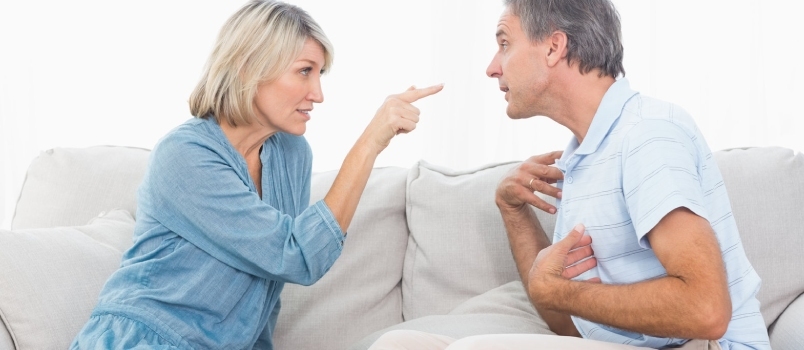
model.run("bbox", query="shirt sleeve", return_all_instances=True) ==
[141,133,344,285]
[621,119,709,249]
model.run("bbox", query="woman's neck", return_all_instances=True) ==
[219,120,275,161]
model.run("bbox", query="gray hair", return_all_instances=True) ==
[504,0,624,78]
[189,0,334,126]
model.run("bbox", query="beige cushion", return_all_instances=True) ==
[0,209,135,350]
[714,146,804,327]
[349,281,551,350]
[769,293,804,350]
[402,161,557,321]
[0,324,12,350]
[275,167,410,350]
[12,146,150,230]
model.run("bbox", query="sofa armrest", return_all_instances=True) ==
[770,292,804,350]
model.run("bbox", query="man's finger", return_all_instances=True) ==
[556,224,585,252]
[563,257,597,279]
[398,83,444,103]
[570,234,592,250]
[530,150,563,165]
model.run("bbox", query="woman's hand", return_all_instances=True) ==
[326,83,442,232]
[360,84,444,155]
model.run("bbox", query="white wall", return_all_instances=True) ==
[1,0,802,229]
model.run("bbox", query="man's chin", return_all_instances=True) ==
[505,106,529,120]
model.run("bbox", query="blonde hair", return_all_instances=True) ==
[189,0,334,126]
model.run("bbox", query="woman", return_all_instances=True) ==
[70,1,442,349]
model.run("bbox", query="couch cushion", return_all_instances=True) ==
[714,147,804,327]
[11,146,150,230]
[402,161,557,321]
[275,167,410,350]
[0,209,135,350]
[348,281,551,350]
[769,293,804,350]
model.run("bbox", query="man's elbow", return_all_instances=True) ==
[697,301,732,340]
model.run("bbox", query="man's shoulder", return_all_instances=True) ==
[621,95,693,124]
[617,95,702,145]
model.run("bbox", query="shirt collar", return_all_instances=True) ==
[573,78,638,156]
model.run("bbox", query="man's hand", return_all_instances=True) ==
[528,224,600,304]
[495,151,564,214]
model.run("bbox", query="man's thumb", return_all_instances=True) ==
[558,224,585,251]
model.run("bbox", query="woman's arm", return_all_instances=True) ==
[324,84,443,232]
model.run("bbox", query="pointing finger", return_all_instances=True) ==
[398,83,444,103]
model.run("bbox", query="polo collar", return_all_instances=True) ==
[573,78,638,156]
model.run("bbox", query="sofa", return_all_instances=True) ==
[1,145,802,350]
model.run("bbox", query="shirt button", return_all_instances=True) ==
[567,176,574,184]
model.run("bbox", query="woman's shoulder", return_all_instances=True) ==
[150,118,231,165]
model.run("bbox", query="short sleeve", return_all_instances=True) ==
[621,119,709,248]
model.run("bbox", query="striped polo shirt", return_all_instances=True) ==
[552,78,770,349]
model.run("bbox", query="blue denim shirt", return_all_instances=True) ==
[89,117,345,349]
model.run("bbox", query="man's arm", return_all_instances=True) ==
[495,151,598,337]
[528,207,732,340]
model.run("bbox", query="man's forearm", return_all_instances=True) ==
[533,275,730,340]
[499,205,550,281]
[498,205,579,336]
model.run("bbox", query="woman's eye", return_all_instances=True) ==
[301,67,312,76]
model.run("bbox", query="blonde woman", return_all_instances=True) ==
[70,1,442,349]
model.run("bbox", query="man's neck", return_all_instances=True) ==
[549,71,616,145]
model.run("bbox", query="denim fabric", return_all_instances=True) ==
[71,117,344,349]
[553,79,770,349]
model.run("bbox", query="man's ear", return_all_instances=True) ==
[546,31,568,67]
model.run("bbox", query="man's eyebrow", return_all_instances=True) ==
[496,29,506,38]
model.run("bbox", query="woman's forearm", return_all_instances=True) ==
[323,136,379,233]
[322,84,443,233]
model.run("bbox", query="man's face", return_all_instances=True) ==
[486,7,549,119]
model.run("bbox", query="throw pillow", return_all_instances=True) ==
[402,160,557,321]
[0,209,135,350]
[11,146,150,230]
[274,167,410,350]
[714,146,804,327]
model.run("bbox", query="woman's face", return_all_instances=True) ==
[253,38,325,136]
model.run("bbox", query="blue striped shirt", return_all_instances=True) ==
[553,78,770,349]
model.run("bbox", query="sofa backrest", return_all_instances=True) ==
[7,145,804,349]
[397,146,804,331]
[11,146,150,230]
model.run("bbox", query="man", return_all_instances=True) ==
[369,0,769,349]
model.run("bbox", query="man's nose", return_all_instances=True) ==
[486,54,501,78]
